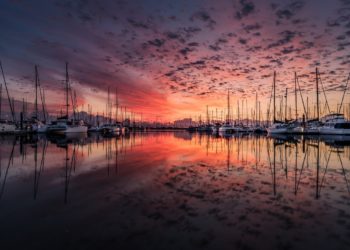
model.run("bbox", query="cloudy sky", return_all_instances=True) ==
[1,0,350,121]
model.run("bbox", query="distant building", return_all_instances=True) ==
[173,118,193,128]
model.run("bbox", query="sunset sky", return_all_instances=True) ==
[1,0,350,122]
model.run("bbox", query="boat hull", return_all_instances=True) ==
[319,128,350,135]
[0,123,17,134]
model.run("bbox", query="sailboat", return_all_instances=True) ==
[98,87,123,135]
[267,72,289,134]
[219,90,235,134]
[198,105,214,133]
[303,68,321,134]
[0,61,17,134]
[318,70,350,135]
[47,63,87,135]
[30,65,49,133]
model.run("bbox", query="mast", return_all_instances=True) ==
[255,92,258,126]
[115,88,118,123]
[227,89,230,123]
[0,84,2,120]
[285,88,288,122]
[36,67,47,122]
[0,61,15,122]
[316,68,320,121]
[107,86,111,123]
[294,72,298,121]
[237,100,240,125]
[306,97,309,121]
[246,99,248,126]
[206,105,209,125]
[65,62,69,118]
[41,88,47,122]
[35,65,39,119]
[258,101,261,126]
[273,71,276,123]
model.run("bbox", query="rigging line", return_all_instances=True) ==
[0,61,15,122]
[337,151,350,194]
[338,73,350,113]
[319,149,332,195]
[318,72,331,114]
[296,74,307,117]
[0,139,16,199]
[295,145,308,195]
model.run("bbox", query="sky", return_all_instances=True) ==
[0,0,350,122]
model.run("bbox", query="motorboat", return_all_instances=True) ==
[319,113,350,135]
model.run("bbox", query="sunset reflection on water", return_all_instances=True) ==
[0,132,350,250]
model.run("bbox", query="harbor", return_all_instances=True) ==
[1,0,350,249]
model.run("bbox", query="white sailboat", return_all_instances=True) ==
[98,87,124,135]
[219,123,235,134]
[267,72,289,134]
[219,90,235,134]
[47,63,87,135]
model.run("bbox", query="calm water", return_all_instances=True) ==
[0,132,350,250]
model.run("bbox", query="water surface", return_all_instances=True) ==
[0,132,350,250]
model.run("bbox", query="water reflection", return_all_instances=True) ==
[0,132,350,249]
[1,133,350,201]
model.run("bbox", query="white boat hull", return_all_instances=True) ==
[0,123,16,133]
[319,127,350,135]
[219,126,234,134]
[267,128,288,134]
[63,126,88,134]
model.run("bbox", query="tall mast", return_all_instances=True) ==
[0,84,2,120]
[316,68,320,120]
[294,72,298,121]
[35,65,39,119]
[285,88,288,122]
[258,101,261,126]
[107,86,111,123]
[246,99,248,126]
[206,105,209,125]
[237,100,240,124]
[255,92,258,126]
[65,62,69,118]
[273,71,276,123]
[36,67,47,122]
[0,61,15,122]
[227,89,230,123]
[41,88,47,122]
[306,97,309,121]
[115,88,118,123]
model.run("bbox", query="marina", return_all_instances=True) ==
[1,0,350,249]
